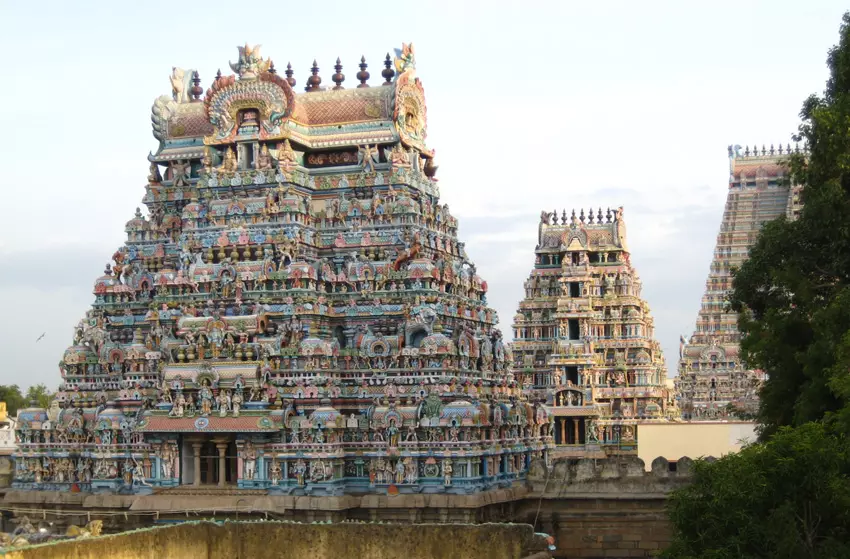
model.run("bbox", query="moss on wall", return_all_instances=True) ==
[1,521,542,559]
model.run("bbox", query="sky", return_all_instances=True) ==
[0,0,846,389]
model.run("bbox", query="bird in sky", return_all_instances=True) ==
[36,332,46,343]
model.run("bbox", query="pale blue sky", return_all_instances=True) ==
[0,0,847,388]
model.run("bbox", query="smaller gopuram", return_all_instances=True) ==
[511,207,674,455]
[675,144,803,419]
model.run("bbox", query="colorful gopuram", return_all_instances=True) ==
[11,44,552,495]
[510,208,673,456]
[674,144,803,419]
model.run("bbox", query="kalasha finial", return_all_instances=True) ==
[268,60,277,75]
[332,57,345,90]
[786,143,791,154]
[104,263,113,276]
[588,208,595,224]
[561,209,567,224]
[306,60,322,92]
[215,69,222,82]
[190,71,203,102]
[382,53,395,85]
[597,208,603,223]
[357,55,370,88]
[285,62,296,88]
[579,209,586,223]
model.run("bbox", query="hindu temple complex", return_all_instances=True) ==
[10,44,553,495]
[509,208,675,455]
[674,145,803,419]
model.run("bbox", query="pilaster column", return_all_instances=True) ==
[192,442,202,487]
[216,443,227,487]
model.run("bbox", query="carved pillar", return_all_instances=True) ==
[216,442,227,487]
[192,442,202,487]
[559,419,566,445]
[573,419,579,444]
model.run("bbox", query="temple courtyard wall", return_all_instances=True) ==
[0,455,692,558]
[0,521,550,559]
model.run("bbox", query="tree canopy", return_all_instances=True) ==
[665,13,850,559]
[662,423,850,559]
[0,384,52,418]
[729,11,850,438]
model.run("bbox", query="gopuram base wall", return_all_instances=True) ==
[0,521,551,559]
[0,454,697,559]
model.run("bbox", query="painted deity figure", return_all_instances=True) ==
[218,390,231,417]
[241,442,257,480]
[358,144,378,172]
[276,140,298,172]
[219,148,237,173]
[295,459,306,485]
[161,443,174,478]
[171,160,191,187]
[404,457,417,484]
[269,460,281,485]
[386,420,400,447]
[199,380,214,416]
[170,392,186,418]
[443,459,453,486]
[256,144,273,170]
[394,460,405,485]
[231,390,243,417]
[389,144,411,169]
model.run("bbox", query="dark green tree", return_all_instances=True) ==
[25,384,52,409]
[0,385,26,417]
[662,422,850,559]
[729,12,850,437]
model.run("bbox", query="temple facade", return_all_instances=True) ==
[674,144,803,419]
[11,44,552,495]
[510,208,674,456]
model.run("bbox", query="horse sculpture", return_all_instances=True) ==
[393,235,422,271]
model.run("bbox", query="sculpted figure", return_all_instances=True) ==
[199,381,214,416]
[231,390,243,417]
[295,458,306,485]
[388,145,411,169]
[276,140,298,172]
[256,144,273,170]
[358,144,378,172]
[218,148,237,173]
[148,163,162,184]
[218,390,231,417]
[269,460,281,484]
[170,67,190,103]
[171,160,191,187]
[241,442,256,480]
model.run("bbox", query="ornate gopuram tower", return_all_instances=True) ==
[511,208,672,457]
[675,144,803,420]
[12,44,552,496]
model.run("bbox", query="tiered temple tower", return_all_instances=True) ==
[12,44,553,495]
[511,208,672,456]
[675,144,803,419]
